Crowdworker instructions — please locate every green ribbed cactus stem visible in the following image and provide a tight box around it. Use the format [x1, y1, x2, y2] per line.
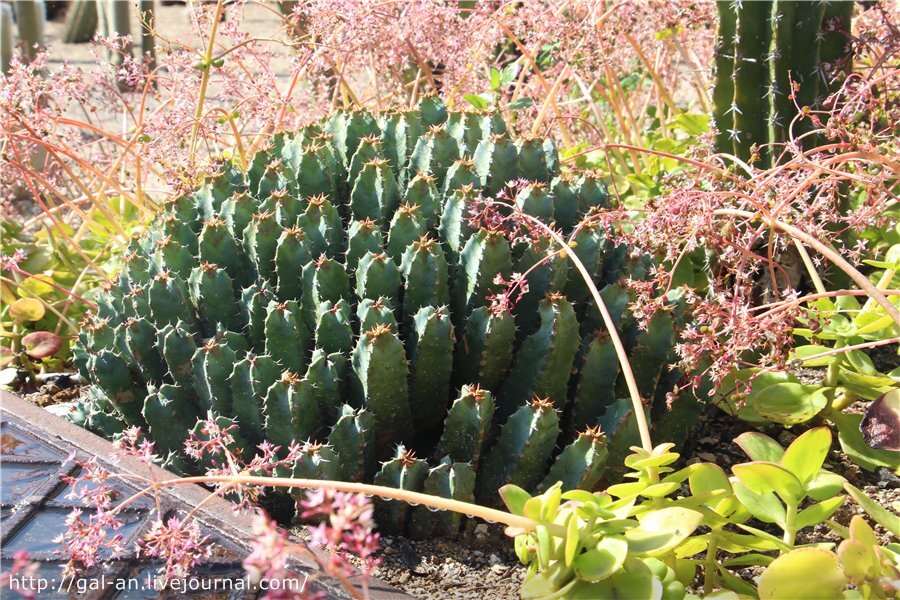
[615, 311, 673, 401]
[148, 272, 196, 330]
[712, 0, 737, 153]
[563, 223, 605, 307]
[301, 350, 346, 421]
[387, 203, 428, 262]
[789, 1, 825, 148]
[347, 134, 385, 185]
[575, 171, 610, 215]
[496, 294, 579, 421]
[570, 333, 620, 432]
[62, 0, 97, 44]
[345, 219, 384, 271]
[373, 447, 429, 533]
[454, 228, 512, 319]
[473, 133, 519, 195]
[300, 256, 350, 330]
[350, 158, 400, 227]
[515, 182, 554, 223]
[285, 442, 342, 483]
[517, 137, 558, 183]
[192, 339, 237, 415]
[357, 297, 399, 333]
[328, 405, 377, 481]
[355, 252, 402, 305]
[408, 459, 476, 540]
[771, 0, 796, 147]
[418, 92, 448, 127]
[549, 174, 579, 234]
[189, 263, 239, 334]
[297, 194, 343, 257]
[143, 384, 200, 455]
[264, 300, 309, 374]
[244, 211, 281, 282]
[289, 375, 324, 443]
[230, 353, 279, 447]
[159, 321, 197, 388]
[275, 226, 311, 301]
[512, 236, 568, 335]
[598, 399, 643, 481]
[477, 398, 560, 505]
[438, 184, 478, 265]
[123, 317, 166, 382]
[378, 112, 407, 178]
[537, 427, 608, 493]
[240, 283, 274, 351]
[409, 124, 460, 188]
[407, 306, 455, 434]
[403, 172, 440, 229]
[1, 4, 15, 75]
[90, 350, 146, 425]
[314, 301, 353, 355]
[351, 324, 412, 457]
[733, 0, 772, 166]
[14, 0, 44, 64]
[453, 306, 515, 391]
[264, 372, 299, 450]
[442, 158, 481, 196]
[400, 236, 450, 322]
[819, 1, 854, 97]
[435, 385, 494, 465]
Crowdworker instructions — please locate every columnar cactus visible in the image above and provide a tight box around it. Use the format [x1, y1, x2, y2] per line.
[713, 0, 855, 164]
[72, 97, 698, 536]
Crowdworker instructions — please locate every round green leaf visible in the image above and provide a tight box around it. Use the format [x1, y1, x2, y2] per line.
[9, 298, 45, 322]
[758, 548, 846, 599]
[574, 536, 628, 582]
[732, 462, 803, 502]
[749, 382, 827, 425]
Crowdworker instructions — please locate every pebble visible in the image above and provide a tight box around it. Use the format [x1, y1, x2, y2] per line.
[697, 452, 718, 463]
[491, 564, 506, 575]
[489, 553, 502, 566]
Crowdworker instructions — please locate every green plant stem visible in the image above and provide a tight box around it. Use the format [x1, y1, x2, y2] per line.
[704, 532, 721, 595]
[782, 500, 797, 548]
[188, 0, 225, 162]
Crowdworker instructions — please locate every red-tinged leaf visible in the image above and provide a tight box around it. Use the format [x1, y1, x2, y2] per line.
[21, 331, 62, 359]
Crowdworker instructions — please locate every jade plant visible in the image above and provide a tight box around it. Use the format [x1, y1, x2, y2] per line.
[71, 96, 696, 535]
[501, 427, 899, 599]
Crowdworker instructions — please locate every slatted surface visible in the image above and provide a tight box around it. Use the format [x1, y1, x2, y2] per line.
[0, 413, 313, 599]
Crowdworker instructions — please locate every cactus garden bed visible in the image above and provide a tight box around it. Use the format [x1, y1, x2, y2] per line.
[3, 1, 899, 598]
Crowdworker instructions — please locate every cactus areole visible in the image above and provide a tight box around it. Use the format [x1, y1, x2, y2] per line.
[72, 96, 693, 536]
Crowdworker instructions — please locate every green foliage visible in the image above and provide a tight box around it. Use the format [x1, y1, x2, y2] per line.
[71, 97, 690, 536]
[716, 244, 900, 473]
[501, 428, 899, 599]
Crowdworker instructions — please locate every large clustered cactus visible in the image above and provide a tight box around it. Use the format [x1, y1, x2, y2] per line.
[72, 95, 696, 537]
